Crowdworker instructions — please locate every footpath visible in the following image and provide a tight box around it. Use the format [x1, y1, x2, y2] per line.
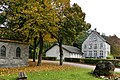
[43, 60, 120, 72]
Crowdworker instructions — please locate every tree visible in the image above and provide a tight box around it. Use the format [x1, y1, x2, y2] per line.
[103, 35, 120, 57]
[3, 0, 59, 66]
[73, 31, 89, 49]
[49, 3, 91, 65]
[2, 0, 91, 66]
[0, 1, 8, 27]
[59, 3, 90, 65]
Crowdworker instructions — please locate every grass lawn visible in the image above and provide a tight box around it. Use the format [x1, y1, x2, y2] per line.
[0, 61, 103, 80]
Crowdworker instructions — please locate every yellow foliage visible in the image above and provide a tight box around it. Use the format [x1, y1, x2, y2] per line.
[0, 60, 72, 76]
[44, 34, 57, 42]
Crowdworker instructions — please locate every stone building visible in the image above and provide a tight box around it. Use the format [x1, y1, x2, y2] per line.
[0, 39, 29, 68]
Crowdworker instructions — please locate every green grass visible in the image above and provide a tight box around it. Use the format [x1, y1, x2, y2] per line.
[0, 67, 103, 80]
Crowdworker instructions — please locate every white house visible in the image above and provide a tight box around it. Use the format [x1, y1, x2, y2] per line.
[45, 43, 83, 60]
[82, 30, 110, 59]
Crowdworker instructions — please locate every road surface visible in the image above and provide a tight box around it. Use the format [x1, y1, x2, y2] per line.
[43, 60, 120, 72]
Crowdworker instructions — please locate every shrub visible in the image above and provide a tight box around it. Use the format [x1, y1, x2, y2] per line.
[42, 57, 57, 61]
[107, 55, 114, 59]
[64, 58, 80, 62]
[64, 58, 120, 67]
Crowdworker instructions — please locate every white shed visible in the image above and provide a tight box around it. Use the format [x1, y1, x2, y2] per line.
[45, 43, 83, 60]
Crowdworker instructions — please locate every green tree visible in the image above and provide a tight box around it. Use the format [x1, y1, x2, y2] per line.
[73, 31, 89, 49]
[49, 3, 91, 65]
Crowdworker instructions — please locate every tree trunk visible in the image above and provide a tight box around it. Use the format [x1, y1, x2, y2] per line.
[33, 37, 37, 62]
[58, 38, 63, 65]
[37, 33, 43, 66]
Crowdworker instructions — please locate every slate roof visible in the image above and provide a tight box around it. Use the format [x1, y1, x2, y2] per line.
[45, 43, 83, 54]
[92, 30, 106, 42]
[91, 30, 110, 44]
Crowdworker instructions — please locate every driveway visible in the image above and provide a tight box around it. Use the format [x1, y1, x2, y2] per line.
[43, 60, 120, 72]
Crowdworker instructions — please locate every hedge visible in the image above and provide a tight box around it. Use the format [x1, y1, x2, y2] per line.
[64, 58, 80, 62]
[42, 57, 57, 61]
[64, 58, 120, 67]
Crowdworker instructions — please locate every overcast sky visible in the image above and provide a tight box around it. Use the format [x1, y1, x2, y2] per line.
[71, 0, 120, 37]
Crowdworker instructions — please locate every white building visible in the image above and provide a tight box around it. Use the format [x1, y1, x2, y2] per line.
[45, 43, 83, 60]
[82, 30, 110, 59]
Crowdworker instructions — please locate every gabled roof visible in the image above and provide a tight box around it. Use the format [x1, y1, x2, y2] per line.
[82, 30, 110, 45]
[91, 30, 106, 42]
[0, 38, 29, 45]
[45, 43, 83, 54]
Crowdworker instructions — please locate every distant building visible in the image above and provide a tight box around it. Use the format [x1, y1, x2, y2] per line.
[45, 43, 83, 59]
[0, 39, 29, 68]
[82, 30, 110, 59]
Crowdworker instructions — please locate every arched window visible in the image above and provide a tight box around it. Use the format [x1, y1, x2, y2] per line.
[1, 45, 6, 57]
[16, 47, 21, 57]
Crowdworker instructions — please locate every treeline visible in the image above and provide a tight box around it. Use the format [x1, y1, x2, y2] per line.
[102, 35, 120, 58]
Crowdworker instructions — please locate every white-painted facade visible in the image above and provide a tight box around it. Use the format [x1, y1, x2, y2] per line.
[82, 30, 110, 59]
[46, 44, 82, 60]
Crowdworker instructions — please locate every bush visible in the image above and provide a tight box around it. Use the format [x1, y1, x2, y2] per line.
[107, 55, 114, 59]
[42, 57, 57, 61]
[64, 58, 80, 62]
[64, 58, 120, 67]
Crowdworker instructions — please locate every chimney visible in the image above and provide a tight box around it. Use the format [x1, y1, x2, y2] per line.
[94, 28, 97, 31]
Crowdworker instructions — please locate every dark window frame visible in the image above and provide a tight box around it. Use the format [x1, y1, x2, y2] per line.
[1, 45, 6, 57]
[16, 47, 21, 58]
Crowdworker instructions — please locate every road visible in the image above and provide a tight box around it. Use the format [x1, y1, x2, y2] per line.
[43, 60, 120, 72]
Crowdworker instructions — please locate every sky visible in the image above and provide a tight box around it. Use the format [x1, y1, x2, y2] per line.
[70, 0, 120, 38]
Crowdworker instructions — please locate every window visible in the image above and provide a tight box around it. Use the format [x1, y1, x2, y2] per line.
[16, 47, 21, 57]
[1, 45, 6, 57]
[84, 51, 87, 57]
[94, 51, 97, 57]
[89, 44, 92, 49]
[84, 44, 87, 49]
[89, 51, 92, 57]
[93, 37, 97, 41]
[100, 50, 103, 58]
[94, 44, 97, 49]
[100, 43, 103, 49]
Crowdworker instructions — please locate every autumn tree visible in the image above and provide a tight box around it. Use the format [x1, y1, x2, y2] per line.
[3, 0, 59, 66]
[2, 0, 91, 66]
[103, 35, 120, 58]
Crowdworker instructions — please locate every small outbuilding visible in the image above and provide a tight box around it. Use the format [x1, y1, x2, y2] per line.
[45, 43, 83, 60]
[0, 39, 29, 68]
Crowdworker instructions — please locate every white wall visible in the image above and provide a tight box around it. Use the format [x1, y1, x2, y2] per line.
[46, 45, 82, 59]
[46, 45, 60, 59]
[82, 32, 110, 59]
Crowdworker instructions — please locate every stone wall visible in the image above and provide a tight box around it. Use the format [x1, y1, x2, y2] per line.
[0, 40, 29, 68]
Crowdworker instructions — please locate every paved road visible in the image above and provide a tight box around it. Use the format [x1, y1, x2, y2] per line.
[43, 60, 120, 72]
